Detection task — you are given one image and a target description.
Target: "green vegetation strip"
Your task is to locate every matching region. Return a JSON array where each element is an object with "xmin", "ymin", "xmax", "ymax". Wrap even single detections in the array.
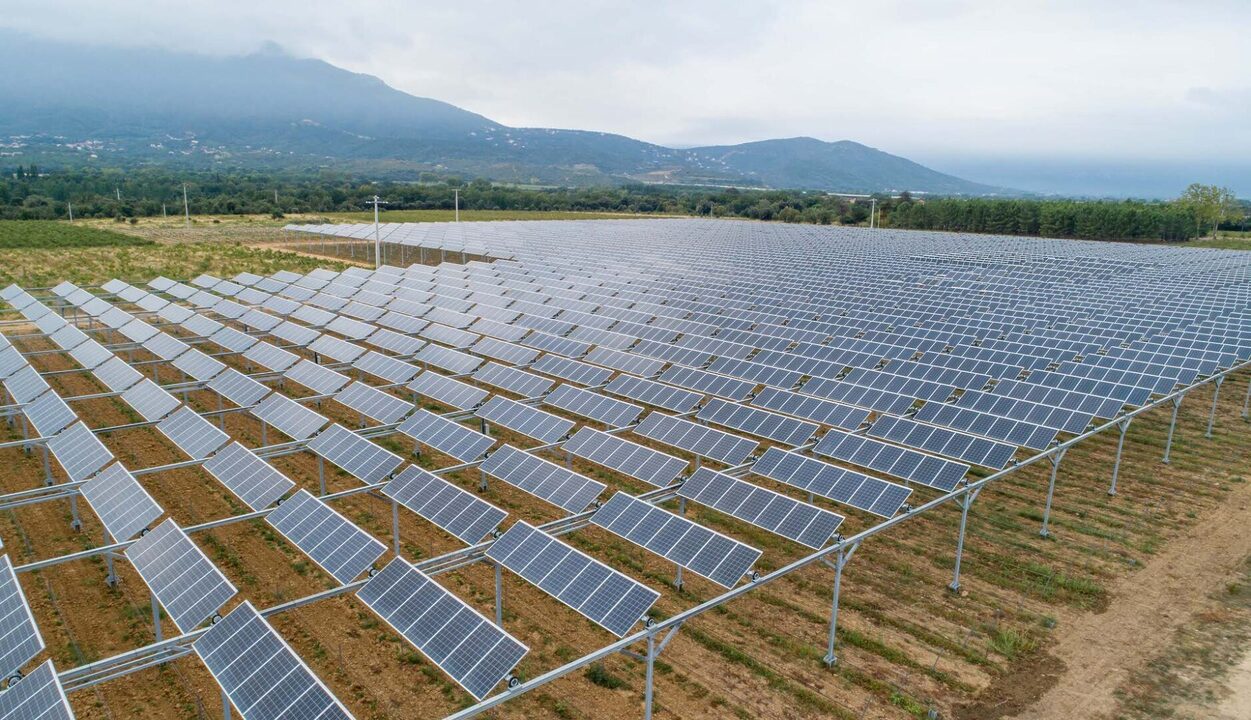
[{"xmin": 0, "ymin": 220, "xmax": 152, "ymax": 248}]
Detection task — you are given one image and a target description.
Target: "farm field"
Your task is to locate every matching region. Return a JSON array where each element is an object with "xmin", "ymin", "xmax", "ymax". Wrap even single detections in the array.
[{"xmin": 0, "ymin": 220, "xmax": 1247, "ymax": 720}]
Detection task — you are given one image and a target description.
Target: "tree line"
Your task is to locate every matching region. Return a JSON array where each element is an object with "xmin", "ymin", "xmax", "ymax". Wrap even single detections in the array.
[{"xmin": 1, "ymin": 166, "xmax": 1243, "ymax": 242}]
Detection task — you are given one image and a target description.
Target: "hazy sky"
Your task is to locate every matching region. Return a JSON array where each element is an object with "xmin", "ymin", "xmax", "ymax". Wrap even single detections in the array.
[{"xmin": 2, "ymin": 0, "xmax": 1248, "ymax": 165}]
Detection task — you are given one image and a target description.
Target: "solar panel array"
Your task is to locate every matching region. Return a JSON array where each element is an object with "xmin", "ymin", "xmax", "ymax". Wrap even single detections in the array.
[{"xmin": 6, "ymin": 216, "xmax": 1251, "ymax": 715}]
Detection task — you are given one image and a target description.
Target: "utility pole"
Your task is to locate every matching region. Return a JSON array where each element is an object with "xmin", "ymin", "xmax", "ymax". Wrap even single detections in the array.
[
  {"xmin": 183, "ymin": 184, "xmax": 190, "ymax": 229},
  {"xmin": 454, "ymin": 188, "xmax": 460, "ymax": 222},
  {"xmin": 162, "ymin": 203, "xmax": 167, "ymax": 219},
  {"xmin": 67, "ymin": 201, "xmax": 73, "ymax": 222},
  {"xmin": 368, "ymin": 195, "xmax": 389, "ymax": 269},
  {"xmin": 115, "ymin": 187, "xmax": 121, "ymax": 202},
  {"xmin": 869, "ymin": 198, "xmax": 877, "ymax": 229}
]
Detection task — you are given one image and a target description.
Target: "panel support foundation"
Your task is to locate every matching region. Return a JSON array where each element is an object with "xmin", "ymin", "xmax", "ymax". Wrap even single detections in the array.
[
  {"xmin": 1206, "ymin": 376, "xmax": 1224, "ymax": 439},
  {"xmin": 1040, "ymin": 448, "xmax": 1068, "ymax": 538},
  {"xmin": 1108, "ymin": 417, "xmax": 1133, "ymax": 496},
  {"xmin": 949, "ymin": 486, "xmax": 983, "ymax": 593},
  {"xmin": 821, "ymin": 541, "xmax": 860, "ymax": 666},
  {"xmin": 1163, "ymin": 394, "xmax": 1185, "ymax": 464}
]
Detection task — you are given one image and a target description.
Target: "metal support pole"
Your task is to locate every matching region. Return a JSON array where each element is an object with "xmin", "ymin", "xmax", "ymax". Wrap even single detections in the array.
[
  {"xmin": 39, "ymin": 444, "xmax": 53, "ymax": 486},
  {"xmin": 674, "ymin": 497, "xmax": 687, "ymax": 590},
  {"xmin": 152, "ymin": 593, "xmax": 162, "ymax": 642},
  {"xmin": 1040, "ymin": 448, "xmax": 1067, "ymax": 538},
  {"xmin": 391, "ymin": 498, "xmax": 401, "ymax": 556},
  {"xmin": 643, "ymin": 631, "xmax": 656, "ymax": 720},
  {"xmin": 479, "ymin": 468, "xmax": 488, "ymax": 492},
  {"xmin": 217, "ymin": 394, "xmax": 226, "ymax": 430},
  {"xmin": 822, "ymin": 544, "xmax": 854, "ymax": 666},
  {"xmin": 1108, "ymin": 418, "xmax": 1132, "ymax": 496},
  {"xmin": 1206, "ymin": 376, "xmax": 1223, "ymax": 438},
  {"xmin": 949, "ymin": 487, "xmax": 980, "ymax": 593},
  {"xmin": 494, "ymin": 561, "xmax": 503, "ymax": 626},
  {"xmin": 1163, "ymin": 395, "xmax": 1183, "ymax": 464},
  {"xmin": 260, "ymin": 420, "xmax": 267, "ymax": 446},
  {"xmin": 104, "ymin": 528, "xmax": 117, "ymax": 587},
  {"xmin": 1242, "ymin": 376, "xmax": 1251, "ymax": 419},
  {"xmin": 317, "ymin": 457, "xmax": 326, "ymax": 496},
  {"xmin": 222, "ymin": 689, "xmax": 231, "ymax": 720},
  {"xmin": 69, "ymin": 495, "xmax": 81, "ymax": 530}
]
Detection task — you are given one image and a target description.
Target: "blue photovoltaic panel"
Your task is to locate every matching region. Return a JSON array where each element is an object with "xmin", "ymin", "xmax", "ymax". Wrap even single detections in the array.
[
  {"xmin": 813, "ymin": 427, "xmax": 969, "ymax": 492},
  {"xmin": 252, "ymin": 393, "xmax": 328, "ymax": 441},
  {"xmin": 157, "ymin": 406, "xmax": 231, "ymax": 460},
  {"xmin": 542, "ymin": 384, "xmax": 642, "ymax": 428},
  {"xmin": 307, "ymin": 424, "xmax": 404, "ymax": 484},
  {"xmin": 476, "ymin": 397, "xmax": 574, "ymax": 444},
  {"xmin": 604, "ymin": 375, "xmax": 702, "ymax": 413},
  {"xmin": 679, "ymin": 467, "xmax": 843, "ymax": 548},
  {"xmin": 79, "ymin": 463, "xmax": 164, "ymax": 541},
  {"xmin": 485, "ymin": 521, "xmax": 659, "ymax": 637},
  {"xmin": 334, "ymin": 382, "xmax": 414, "ymax": 425},
  {"xmin": 408, "ymin": 371, "xmax": 489, "ymax": 411},
  {"xmin": 867, "ymin": 415, "xmax": 1016, "ymax": 469},
  {"xmin": 752, "ymin": 447, "xmax": 912, "ymax": 518},
  {"xmin": 267, "ymin": 489, "xmax": 386, "ymax": 584},
  {"xmin": 194, "ymin": 601, "xmax": 354, "ymax": 720},
  {"xmin": 696, "ymin": 398, "xmax": 818, "ymax": 446},
  {"xmin": 356, "ymin": 558, "xmax": 528, "ymax": 700},
  {"xmin": 591, "ymin": 492, "xmax": 761, "ymax": 588},
  {"xmin": 125, "ymin": 519, "xmax": 237, "ymax": 632},
  {"xmin": 398, "ymin": 410, "xmax": 496, "ymax": 462},
  {"xmin": 383, "ymin": 466, "xmax": 507, "ymax": 544},
  {"xmin": 46, "ymin": 421, "xmax": 113, "ymax": 483},
  {"xmin": 203, "ymin": 442, "xmax": 294, "ymax": 511},
  {"xmin": 562, "ymin": 428, "xmax": 687, "ymax": 487},
  {"xmin": 750, "ymin": 386, "xmax": 870, "ymax": 431},
  {"xmin": 0, "ymin": 659, "xmax": 74, "ymax": 720},
  {"xmin": 0, "ymin": 555, "xmax": 44, "ymax": 680},
  {"xmin": 479, "ymin": 445, "xmax": 605, "ymax": 513},
  {"xmin": 632, "ymin": 412, "xmax": 758, "ymax": 466}
]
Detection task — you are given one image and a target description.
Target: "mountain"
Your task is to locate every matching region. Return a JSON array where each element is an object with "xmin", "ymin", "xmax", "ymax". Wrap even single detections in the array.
[{"xmin": 0, "ymin": 32, "xmax": 1003, "ymax": 195}]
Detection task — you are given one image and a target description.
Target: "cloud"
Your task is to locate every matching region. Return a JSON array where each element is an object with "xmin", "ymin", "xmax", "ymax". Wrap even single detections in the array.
[{"xmin": 1, "ymin": 0, "xmax": 1248, "ymax": 162}]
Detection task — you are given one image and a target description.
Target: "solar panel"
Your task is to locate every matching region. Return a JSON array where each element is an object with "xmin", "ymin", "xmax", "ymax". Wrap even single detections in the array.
[
  {"xmin": 383, "ymin": 466, "xmax": 507, "ymax": 544},
  {"xmin": 243, "ymin": 341, "xmax": 300, "ymax": 372},
  {"xmin": 4, "ymin": 366, "xmax": 49, "ymax": 404},
  {"xmin": 867, "ymin": 415, "xmax": 1016, "ymax": 469},
  {"xmin": 203, "ymin": 442, "xmax": 294, "ymax": 511},
  {"xmin": 562, "ymin": 428, "xmax": 687, "ymax": 487},
  {"xmin": 407, "ymin": 371, "xmax": 488, "ymax": 411},
  {"xmin": 0, "ymin": 348, "xmax": 25, "ymax": 380},
  {"xmin": 141, "ymin": 332, "xmax": 190, "ymax": 361},
  {"xmin": 750, "ymin": 387, "xmax": 870, "ymax": 431},
  {"xmin": 157, "ymin": 407, "xmax": 231, "ymax": 460},
  {"xmin": 353, "ymin": 351, "xmax": 421, "ymax": 384},
  {"xmin": 476, "ymin": 397, "xmax": 574, "ymax": 444},
  {"xmin": 307, "ymin": 424, "xmax": 404, "ymax": 484},
  {"xmin": 479, "ymin": 445, "xmax": 605, "ymax": 513},
  {"xmin": 0, "ymin": 555, "xmax": 44, "ymax": 679},
  {"xmin": 0, "ymin": 659, "xmax": 74, "ymax": 720},
  {"xmin": 604, "ymin": 374, "xmax": 702, "ymax": 413},
  {"xmin": 285, "ymin": 360, "xmax": 352, "ymax": 396},
  {"xmin": 24, "ymin": 392, "xmax": 77, "ymax": 438},
  {"xmin": 46, "ymin": 421, "xmax": 113, "ymax": 482},
  {"xmin": 813, "ymin": 427, "xmax": 969, "ymax": 491},
  {"xmin": 679, "ymin": 468, "xmax": 843, "ymax": 549},
  {"xmin": 334, "ymin": 382, "xmax": 413, "ymax": 424},
  {"xmin": 267, "ymin": 489, "xmax": 386, "ymax": 584},
  {"xmin": 170, "ymin": 348, "xmax": 227, "ymax": 381},
  {"xmin": 397, "ymin": 410, "xmax": 496, "ymax": 462},
  {"xmin": 658, "ymin": 366, "xmax": 755, "ymax": 401},
  {"xmin": 530, "ymin": 354, "xmax": 613, "ymax": 386},
  {"xmin": 696, "ymin": 398, "xmax": 818, "ymax": 446},
  {"xmin": 252, "ymin": 393, "xmax": 328, "ymax": 441},
  {"xmin": 542, "ymin": 384, "xmax": 642, "ymax": 428},
  {"xmin": 125, "ymin": 519, "xmax": 237, "ymax": 632},
  {"xmin": 913, "ymin": 402, "xmax": 1059, "ymax": 450},
  {"xmin": 270, "ymin": 320, "xmax": 320, "ymax": 347},
  {"xmin": 207, "ymin": 368, "xmax": 272, "ymax": 407},
  {"xmin": 120, "ymin": 379, "xmax": 180, "ymax": 422},
  {"xmin": 68, "ymin": 339, "xmax": 112, "ymax": 370},
  {"xmin": 752, "ymin": 448, "xmax": 911, "ymax": 517},
  {"xmin": 471, "ymin": 362, "xmax": 553, "ymax": 398},
  {"xmin": 591, "ymin": 492, "xmax": 761, "ymax": 588},
  {"xmin": 92, "ymin": 356, "xmax": 143, "ymax": 392},
  {"xmin": 194, "ymin": 601, "xmax": 354, "ymax": 720},
  {"xmin": 356, "ymin": 558, "xmax": 527, "ymax": 700},
  {"xmin": 414, "ymin": 344, "xmax": 483, "ymax": 375},
  {"xmin": 485, "ymin": 521, "xmax": 659, "ymax": 636},
  {"xmin": 632, "ymin": 412, "xmax": 758, "ymax": 466},
  {"xmin": 79, "ymin": 463, "xmax": 164, "ymax": 541}
]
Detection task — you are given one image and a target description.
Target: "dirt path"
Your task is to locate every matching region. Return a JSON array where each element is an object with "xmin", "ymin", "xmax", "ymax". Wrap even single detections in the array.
[
  {"xmin": 1211, "ymin": 650, "xmax": 1251, "ymax": 719},
  {"xmin": 1007, "ymin": 477, "xmax": 1251, "ymax": 720}
]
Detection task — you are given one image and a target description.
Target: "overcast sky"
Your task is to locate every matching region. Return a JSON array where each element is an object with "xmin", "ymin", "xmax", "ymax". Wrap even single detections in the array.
[{"xmin": 2, "ymin": 0, "xmax": 1248, "ymax": 165}]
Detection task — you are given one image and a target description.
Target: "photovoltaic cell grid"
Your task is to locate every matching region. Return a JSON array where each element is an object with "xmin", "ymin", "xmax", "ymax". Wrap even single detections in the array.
[
  {"xmin": 479, "ymin": 445, "xmax": 605, "ymax": 513},
  {"xmin": 383, "ymin": 466, "xmax": 507, "ymax": 544},
  {"xmin": 591, "ymin": 492, "xmax": 761, "ymax": 588},
  {"xmin": 203, "ymin": 442, "xmax": 294, "ymax": 511},
  {"xmin": 752, "ymin": 448, "xmax": 912, "ymax": 518},
  {"xmin": 0, "ymin": 659, "xmax": 74, "ymax": 720},
  {"xmin": 398, "ymin": 410, "xmax": 495, "ymax": 462},
  {"xmin": 476, "ymin": 397, "xmax": 574, "ymax": 444},
  {"xmin": 814, "ymin": 427, "xmax": 970, "ymax": 492},
  {"xmin": 79, "ymin": 463, "xmax": 163, "ymax": 541},
  {"xmin": 125, "ymin": 519, "xmax": 237, "ymax": 632},
  {"xmin": 267, "ymin": 489, "xmax": 386, "ymax": 583},
  {"xmin": 679, "ymin": 468, "xmax": 843, "ymax": 549},
  {"xmin": 307, "ymin": 423, "xmax": 404, "ymax": 484},
  {"xmin": 194, "ymin": 601, "xmax": 354, "ymax": 720},
  {"xmin": 356, "ymin": 559, "xmax": 527, "ymax": 699},
  {"xmin": 486, "ymin": 521, "xmax": 660, "ymax": 636},
  {"xmin": 562, "ymin": 428, "xmax": 687, "ymax": 487},
  {"xmin": 633, "ymin": 412, "xmax": 758, "ymax": 466},
  {"xmin": 0, "ymin": 554, "xmax": 44, "ymax": 680}
]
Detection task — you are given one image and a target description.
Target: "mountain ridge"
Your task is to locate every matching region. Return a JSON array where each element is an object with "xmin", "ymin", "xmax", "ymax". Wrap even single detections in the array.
[{"xmin": 0, "ymin": 31, "xmax": 1006, "ymax": 195}]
